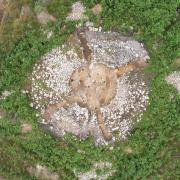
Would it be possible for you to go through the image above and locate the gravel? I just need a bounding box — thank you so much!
[85,30,149,67]
[31,46,85,110]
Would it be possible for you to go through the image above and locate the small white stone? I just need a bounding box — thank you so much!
[135,54,139,58]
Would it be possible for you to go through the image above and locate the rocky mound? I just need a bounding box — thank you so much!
[30,27,150,145]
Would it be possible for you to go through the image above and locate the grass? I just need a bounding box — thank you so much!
[0,0,180,179]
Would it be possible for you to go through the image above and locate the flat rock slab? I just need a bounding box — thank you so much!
[66,1,86,21]
[166,71,180,93]
[30,27,150,145]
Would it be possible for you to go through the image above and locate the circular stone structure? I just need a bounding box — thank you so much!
[30,27,150,145]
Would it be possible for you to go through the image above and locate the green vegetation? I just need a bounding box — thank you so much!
[0,0,180,179]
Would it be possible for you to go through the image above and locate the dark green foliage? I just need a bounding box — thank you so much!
[0,0,180,179]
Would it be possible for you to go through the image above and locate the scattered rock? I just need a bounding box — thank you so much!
[21,123,32,133]
[76,162,114,180]
[92,4,102,16]
[27,164,59,180]
[166,71,180,93]
[66,1,86,21]
[30,27,150,145]
[37,11,56,25]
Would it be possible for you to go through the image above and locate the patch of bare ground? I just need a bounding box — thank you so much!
[92,4,102,16]
[0,176,5,180]
[21,123,32,134]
